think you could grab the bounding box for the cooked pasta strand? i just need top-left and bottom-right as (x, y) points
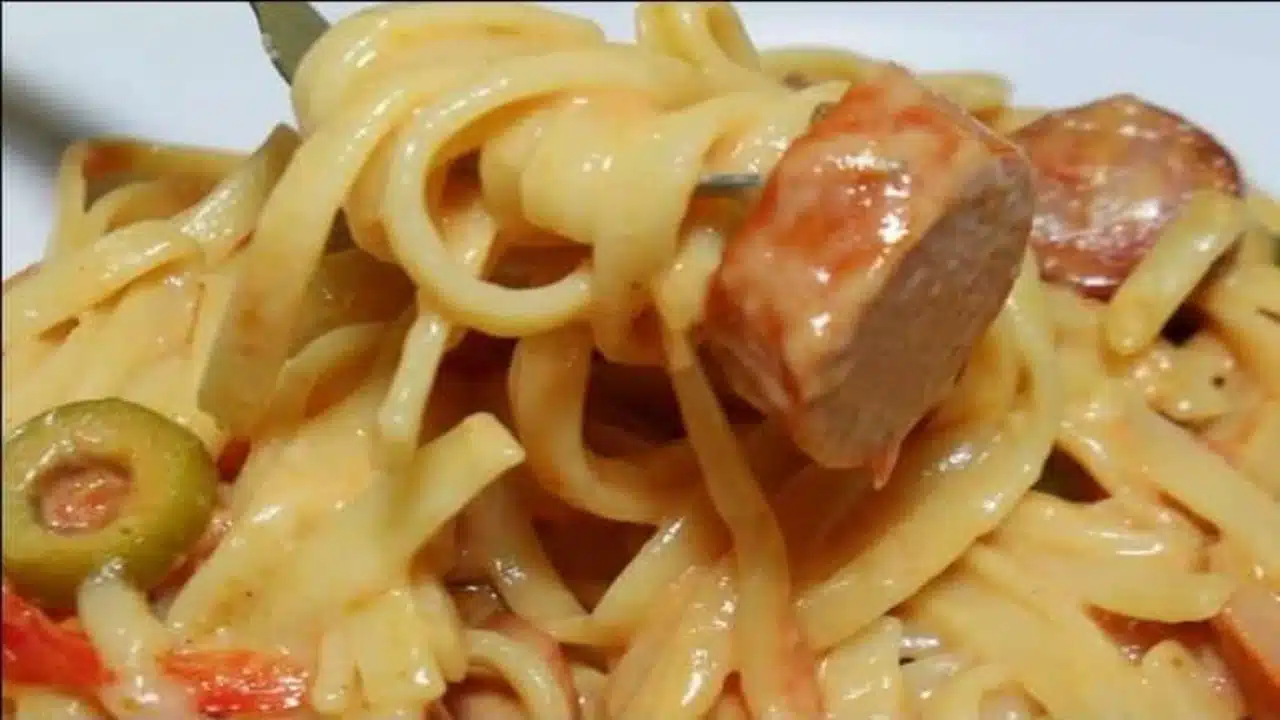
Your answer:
(3, 4), (1276, 719)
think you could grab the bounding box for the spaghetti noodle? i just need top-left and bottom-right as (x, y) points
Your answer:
(3, 3), (1278, 719)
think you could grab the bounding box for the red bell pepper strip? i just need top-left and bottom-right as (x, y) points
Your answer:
(2, 581), (308, 717)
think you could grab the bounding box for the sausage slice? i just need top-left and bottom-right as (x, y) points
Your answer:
(1013, 94), (1243, 299)
(705, 63), (1034, 471)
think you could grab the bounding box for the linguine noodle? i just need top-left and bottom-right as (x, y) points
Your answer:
(3, 3), (1278, 719)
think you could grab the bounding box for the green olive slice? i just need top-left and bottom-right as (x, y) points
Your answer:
(2, 398), (218, 610)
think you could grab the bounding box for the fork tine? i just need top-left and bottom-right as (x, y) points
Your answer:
(248, 1), (330, 84)
(695, 173), (765, 194)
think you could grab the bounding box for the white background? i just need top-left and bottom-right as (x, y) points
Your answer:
(4, 1), (1278, 277)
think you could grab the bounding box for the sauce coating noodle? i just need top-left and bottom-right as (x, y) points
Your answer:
(3, 3), (1278, 719)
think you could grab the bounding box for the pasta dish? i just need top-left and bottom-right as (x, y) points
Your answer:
(3, 3), (1278, 718)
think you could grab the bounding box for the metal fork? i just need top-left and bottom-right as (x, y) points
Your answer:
(247, 1), (764, 195)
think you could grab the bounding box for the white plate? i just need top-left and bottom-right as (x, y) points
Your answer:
(3, 1), (1277, 278)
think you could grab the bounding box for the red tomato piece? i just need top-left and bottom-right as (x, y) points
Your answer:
(1, 580), (113, 690)
(159, 649), (309, 717)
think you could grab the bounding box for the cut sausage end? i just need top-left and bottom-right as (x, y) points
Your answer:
(706, 63), (1033, 471)
(789, 148), (1032, 468)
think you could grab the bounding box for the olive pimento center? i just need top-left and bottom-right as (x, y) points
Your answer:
(36, 459), (133, 535)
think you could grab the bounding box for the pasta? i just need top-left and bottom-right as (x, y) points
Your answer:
(3, 3), (1278, 719)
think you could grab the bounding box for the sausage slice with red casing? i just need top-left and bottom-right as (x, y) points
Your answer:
(1013, 93), (1243, 299)
(705, 63), (1034, 471)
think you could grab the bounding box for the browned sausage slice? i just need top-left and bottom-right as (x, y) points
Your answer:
(705, 63), (1034, 472)
(1013, 93), (1243, 299)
